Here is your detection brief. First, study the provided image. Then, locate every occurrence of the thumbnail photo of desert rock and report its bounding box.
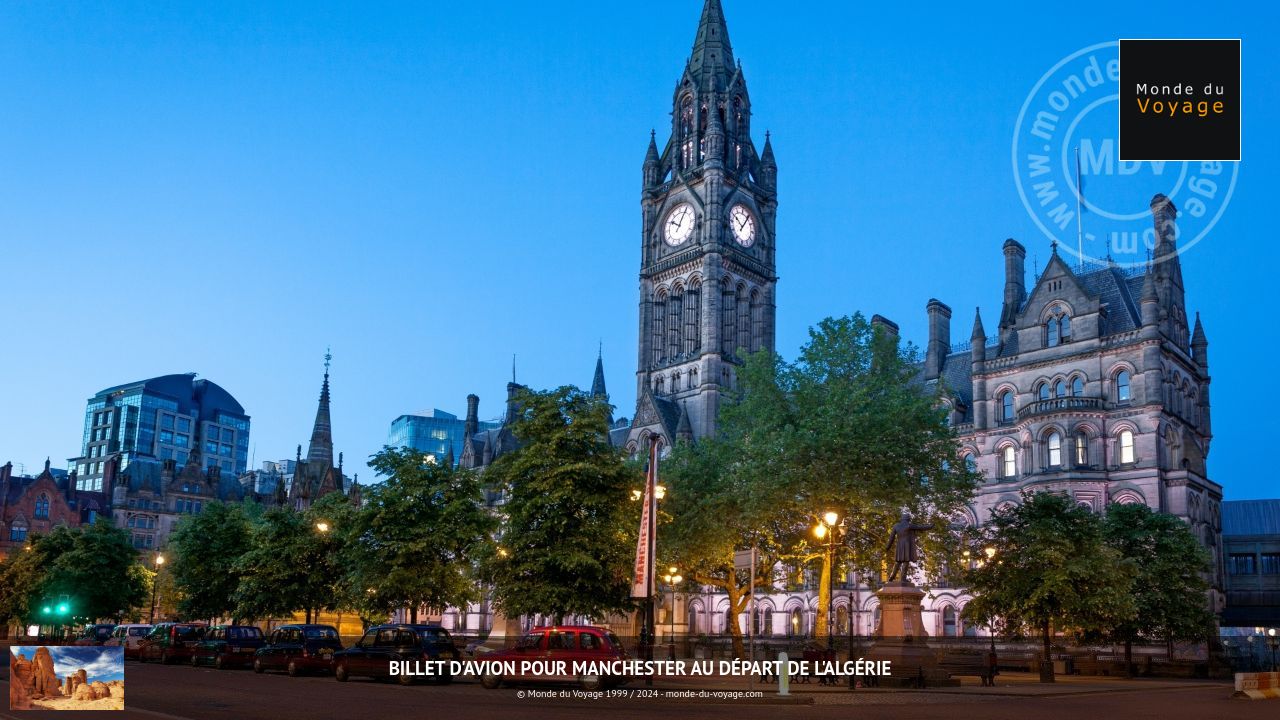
[9,646,125,711]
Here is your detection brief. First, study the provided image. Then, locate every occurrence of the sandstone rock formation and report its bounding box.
[9,651,33,710]
[31,646,63,698]
[64,667,88,696]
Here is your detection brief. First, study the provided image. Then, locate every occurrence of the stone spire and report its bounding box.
[643,130,661,187]
[970,307,986,363]
[687,0,736,91]
[676,402,694,444]
[1192,312,1209,368]
[591,344,608,399]
[307,350,335,467]
[758,131,776,188]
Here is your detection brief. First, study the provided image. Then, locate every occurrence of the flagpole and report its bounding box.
[1075,146,1084,270]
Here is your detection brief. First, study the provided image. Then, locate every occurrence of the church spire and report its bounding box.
[307,349,335,467]
[687,0,736,91]
[591,343,608,399]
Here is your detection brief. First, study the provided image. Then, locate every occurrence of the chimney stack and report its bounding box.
[1000,239,1027,332]
[871,314,899,338]
[465,394,479,438]
[924,299,952,381]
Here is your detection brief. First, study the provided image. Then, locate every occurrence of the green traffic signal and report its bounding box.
[41,606,52,615]
[57,603,69,614]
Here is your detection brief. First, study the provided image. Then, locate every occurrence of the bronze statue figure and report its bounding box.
[885,512,931,582]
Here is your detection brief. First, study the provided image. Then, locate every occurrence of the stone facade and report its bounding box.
[0,461,86,558]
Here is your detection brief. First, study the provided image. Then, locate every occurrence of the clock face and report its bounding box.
[664,203,696,246]
[729,204,755,246]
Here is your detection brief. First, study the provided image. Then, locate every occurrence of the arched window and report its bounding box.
[1054,380,1067,398]
[668,289,684,360]
[1000,445,1016,478]
[684,282,702,354]
[1075,432,1089,466]
[872,607,881,634]
[724,609,735,636]
[836,606,849,635]
[35,494,50,520]
[1037,383,1050,401]
[720,279,737,355]
[652,292,667,364]
[999,392,1014,423]
[943,606,957,636]
[788,608,802,637]
[963,453,977,473]
[1119,430,1135,464]
[688,605,701,635]
[1046,309,1072,347]
[1072,377,1085,397]
[1117,370,1132,402]
[9,519,28,542]
[1047,432,1062,468]
[736,283,751,356]
[763,607,773,637]
[750,289,764,352]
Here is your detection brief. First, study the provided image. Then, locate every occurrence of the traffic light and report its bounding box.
[41,605,52,616]
[57,602,69,614]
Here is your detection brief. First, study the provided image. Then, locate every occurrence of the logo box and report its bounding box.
[1119,39,1240,161]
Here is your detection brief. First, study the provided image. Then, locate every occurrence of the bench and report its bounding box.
[997,651,1038,672]
[938,654,995,685]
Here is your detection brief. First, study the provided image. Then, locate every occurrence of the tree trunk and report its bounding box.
[725,585,746,659]
[1124,638,1134,677]
[1040,619,1055,683]
[410,606,418,624]
[305,608,312,624]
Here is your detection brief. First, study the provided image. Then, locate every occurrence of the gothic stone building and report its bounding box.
[0,461,89,559]
[626,0,777,454]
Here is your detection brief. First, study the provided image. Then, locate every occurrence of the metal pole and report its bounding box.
[826,538,835,652]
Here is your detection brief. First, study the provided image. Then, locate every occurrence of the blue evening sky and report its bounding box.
[13,646,125,684]
[1,1,1275,498]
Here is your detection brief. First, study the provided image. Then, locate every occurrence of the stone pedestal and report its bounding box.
[864,581,955,687]
[477,611,524,653]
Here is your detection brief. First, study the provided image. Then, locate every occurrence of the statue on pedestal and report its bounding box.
[885,512,931,582]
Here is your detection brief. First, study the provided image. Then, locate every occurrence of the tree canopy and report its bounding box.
[168,501,253,621]
[483,386,639,623]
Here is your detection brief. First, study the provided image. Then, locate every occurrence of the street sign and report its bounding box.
[733,549,755,571]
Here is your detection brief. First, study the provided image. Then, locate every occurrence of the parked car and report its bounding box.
[253,624,344,676]
[137,622,207,664]
[332,624,457,685]
[191,625,265,669]
[105,623,152,659]
[71,624,116,646]
[479,625,630,691]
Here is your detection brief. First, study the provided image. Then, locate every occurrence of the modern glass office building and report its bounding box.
[69,373,250,491]
[387,409,498,466]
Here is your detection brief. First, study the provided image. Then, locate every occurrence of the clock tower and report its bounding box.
[626,0,777,453]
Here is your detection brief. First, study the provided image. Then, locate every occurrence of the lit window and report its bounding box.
[1075,432,1088,466]
[1047,432,1062,467]
[1119,430,1135,464]
[999,392,1014,423]
[1072,377,1084,397]
[1117,371,1131,402]
[1001,446,1016,478]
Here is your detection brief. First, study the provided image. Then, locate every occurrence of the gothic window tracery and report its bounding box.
[684,281,702,354]
[721,278,737,355]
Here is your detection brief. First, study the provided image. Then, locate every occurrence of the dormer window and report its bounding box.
[35,494,50,520]
[1046,309,1072,347]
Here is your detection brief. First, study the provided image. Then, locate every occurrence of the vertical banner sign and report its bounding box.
[631,440,658,598]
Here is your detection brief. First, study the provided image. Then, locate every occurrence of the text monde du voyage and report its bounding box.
[1134,83,1228,118]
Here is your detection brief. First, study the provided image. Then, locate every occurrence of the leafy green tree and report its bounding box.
[662,314,979,651]
[484,386,639,624]
[1102,502,1214,671]
[0,527,76,624]
[962,491,1136,682]
[169,501,253,622]
[234,493,351,623]
[349,447,496,622]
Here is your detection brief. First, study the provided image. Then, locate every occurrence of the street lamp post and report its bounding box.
[814,512,841,653]
[633,437,666,687]
[148,553,165,623]
[662,567,683,661]
[1267,628,1279,671]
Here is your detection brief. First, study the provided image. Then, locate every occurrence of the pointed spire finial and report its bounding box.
[512,354,517,384]
[324,346,331,374]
